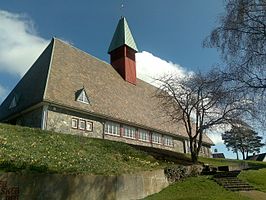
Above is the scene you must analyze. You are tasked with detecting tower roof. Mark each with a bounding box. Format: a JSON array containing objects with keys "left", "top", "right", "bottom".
[{"left": 108, "top": 17, "right": 138, "bottom": 53}]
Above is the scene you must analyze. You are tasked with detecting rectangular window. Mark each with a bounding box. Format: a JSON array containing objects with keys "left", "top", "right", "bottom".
[
  {"left": 186, "top": 140, "right": 191, "bottom": 153},
  {"left": 71, "top": 118, "right": 78, "bottom": 129},
  {"left": 79, "top": 119, "right": 86, "bottom": 130},
  {"left": 164, "top": 136, "right": 173, "bottom": 146},
  {"left": 86, "top": 121, "right": 93, "bottom": 132},
  {"left": 104, "top": 121, "right": 120, "bottom": 136},
  {"left": 152, "top": 133, "right": 162, "bottom": 144},
  {"left": 139, "top": 129, "right": 150, "bottom": 142},
  {"left": 123, "top": 125, "right": 136, "bottom": 139}
]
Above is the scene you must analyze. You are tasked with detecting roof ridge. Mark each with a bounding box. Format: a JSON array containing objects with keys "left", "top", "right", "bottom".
[{"left": 43, "top": 38, "right": 55, "bottom": 100}]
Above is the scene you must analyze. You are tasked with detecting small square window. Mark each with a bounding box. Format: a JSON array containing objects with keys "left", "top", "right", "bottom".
[
  {"left": 86, "top": 121, "right": 93, "bottom": 132},
  {"left": 71, "top": 118, "right": 78, "bottom": 129},
  {"left": 79, "top": 120, "right": 86, "bottom": 130}
]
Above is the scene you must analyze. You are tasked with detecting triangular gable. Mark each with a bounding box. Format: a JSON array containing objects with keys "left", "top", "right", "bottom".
[
  {"left": 9, "top": 96, "right": 17, "bottom": 109},
  {"left": 76, "top": 88, "right": 90, "bottom": 104},
  {"left": 8, "top": 94, "right": 20, "bottom": 109}
]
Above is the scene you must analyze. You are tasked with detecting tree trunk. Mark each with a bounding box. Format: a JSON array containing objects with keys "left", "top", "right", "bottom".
[
  {"left": 241, "top": 151, "right": 245, "bottom": 160},
  {"left": 191, "top": 150, "right": 198, "bottom": 163},
  {"left": 189, "top": 139, "right": 198, "bottom": 163},
  {"left": 236, "top": 151, "right": 239, "bottom": 160}
]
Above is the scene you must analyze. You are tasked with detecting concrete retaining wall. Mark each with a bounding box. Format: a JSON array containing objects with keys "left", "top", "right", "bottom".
[{"left": 0, "top": 169, "right": 169, "bottom": 200}]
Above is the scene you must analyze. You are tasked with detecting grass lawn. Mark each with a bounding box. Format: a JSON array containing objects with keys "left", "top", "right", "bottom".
[
  {"left": 143, "top": 176, "right": 251, "bottom": 200},
  {"left": 0, "top": 123, "right": 171, "bottom": 175},
  {"left": 239, "top": 168, "right": 266, "bottom": 192}
]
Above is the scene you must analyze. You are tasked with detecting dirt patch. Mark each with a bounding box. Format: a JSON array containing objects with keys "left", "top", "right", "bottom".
[{"left": 239, "top": 191, "right": 266, "bottom": 200}]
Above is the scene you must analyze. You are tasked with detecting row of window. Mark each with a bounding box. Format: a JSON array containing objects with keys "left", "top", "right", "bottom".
[
  {"left": 71, "top": 118, "right": 93, "bottom": 131},
  {"left": 104, "top": 121, "right": 174, "bottom": 146}
]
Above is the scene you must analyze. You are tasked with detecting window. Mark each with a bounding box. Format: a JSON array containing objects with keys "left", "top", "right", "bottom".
[
  {"left": 72, "top": 118, "right": 93, "bottom": 131},
  {"left": 71, "top": 118, "right": 78, "bottom": 129},
  {"left": 152, "top": 133, "right": 162, "bottom": 144},
  {"left": 186, "top": 140, "right": 191, "bottom": 153},
  {"left": 79, "top": 119, "right": 86, "bottom": 130},
  {"left": 139, "top": 129, "right": 150, "bottom": 142},
  {"left": 105, "top": 121, "right": 120, "bottom": 136},
  {"left": 164, "top": 136, "right": 173, "bottom": 146},
  {"left": 123, "top": 125, "right": 136, "bottom": 139},
  {"left": 76, "top": 89, "right": 89, "bottom": 104},
  {"left": 9, "top": 96, "right": 18, "bottom": 109},
  {"left": 86, "top": 121, "right": 93, "bottom": 131}
]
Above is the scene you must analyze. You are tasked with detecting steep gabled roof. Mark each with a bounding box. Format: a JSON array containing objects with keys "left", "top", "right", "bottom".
[
  {"left": 0, "top": 39, "right": 54, "bottom": 121},
  {"left": 44, "top": 39, "right": 212, "bottom": 144},
  {"left": 108, "top": 17, "right": 138, "bottom": 53},
  {"left": 247, "top": 153, "right": 266, "bottom": 161},
  {"left": 0, "top": 38, "right": 213, "bottom": 144}
]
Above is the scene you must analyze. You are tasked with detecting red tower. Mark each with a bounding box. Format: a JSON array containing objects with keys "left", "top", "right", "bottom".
[{"left": 108, "top": 17, "right": 138, "bottom": 85}]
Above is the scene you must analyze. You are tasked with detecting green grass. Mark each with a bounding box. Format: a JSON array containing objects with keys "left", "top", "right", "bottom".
[
  {"left": 0, "top": 123, "right": 170, "bottom": 175},
  {"left": 143, "top": 176, "right": 251, "bottom": 200},
  {"left": 239, "top": 168, "right": 266, "bottom": 192}
]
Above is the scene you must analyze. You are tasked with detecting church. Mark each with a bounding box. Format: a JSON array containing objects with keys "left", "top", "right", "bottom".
[{"left": 0, "top": 17, "right": 213, "bottom": 157}]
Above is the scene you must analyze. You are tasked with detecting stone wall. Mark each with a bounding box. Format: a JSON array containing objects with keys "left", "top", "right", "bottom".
[
  {"left": 105, "top": 134, "right": 185, "bottom": 153},
  {"left": 45, "top": 106, "right": 211, "bottom": 157},
  {"left": 0, "top": 166, "right": 203, "bottom": 200},
  {"left": 46, "top": 107, "right": 103, "bottom": 139},
  {"left": 0, "top": 170, "right": 169, "bottom": 200}
]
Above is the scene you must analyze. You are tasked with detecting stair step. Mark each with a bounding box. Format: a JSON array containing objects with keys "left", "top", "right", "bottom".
[{"left": 211, "top": 171, "right": 255, "bottom": 191}]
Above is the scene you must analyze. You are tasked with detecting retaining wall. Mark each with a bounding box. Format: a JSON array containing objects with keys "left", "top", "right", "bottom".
[
  {"left": 0, "top": 169, "right": 169, "bottom": 200},
  {"left": 0, "top": 165, "right": 202, "bottom": 200}
]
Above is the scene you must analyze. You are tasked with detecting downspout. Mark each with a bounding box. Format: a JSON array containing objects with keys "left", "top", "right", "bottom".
[{"left": 41, "top": 105, "right": 48, "bottom": 130}]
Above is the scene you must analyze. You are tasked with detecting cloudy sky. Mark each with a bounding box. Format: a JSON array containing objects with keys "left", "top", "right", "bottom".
[{"left": 0, "top": 0, "right": 240, "bottom": 158}]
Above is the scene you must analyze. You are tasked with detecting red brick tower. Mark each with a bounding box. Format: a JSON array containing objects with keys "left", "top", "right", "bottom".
[{"left": 108, "top": 17, "right": 138, "bottom": 85}]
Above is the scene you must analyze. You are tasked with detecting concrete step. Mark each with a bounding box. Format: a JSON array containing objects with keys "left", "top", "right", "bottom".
[
  {"left": 213, "top": 171, "right": 241, "bottom": 178},
  {"left": 213, "top": 176, "right": 255, "bottom": 191}
]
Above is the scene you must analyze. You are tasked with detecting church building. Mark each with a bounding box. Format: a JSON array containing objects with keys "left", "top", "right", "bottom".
[{"left": 0, "top": 17, "right": 213, "bottom": 157}]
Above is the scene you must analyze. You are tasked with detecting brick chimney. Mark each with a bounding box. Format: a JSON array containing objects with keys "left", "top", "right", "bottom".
[{"left": 108, "top": 17, "right": 138, "bottom": 85}]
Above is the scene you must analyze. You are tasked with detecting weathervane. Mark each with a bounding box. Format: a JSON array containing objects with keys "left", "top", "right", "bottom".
[{"left": 120, "top": 0, "right": 125, "bottom": 18}]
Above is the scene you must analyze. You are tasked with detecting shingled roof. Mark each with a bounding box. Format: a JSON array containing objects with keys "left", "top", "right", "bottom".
[
  {"left": 0, "top": 38, "right": 213, "bottom": 145},
  {"left": 247, "top": 153, "right": 266, "bottom": 161}
]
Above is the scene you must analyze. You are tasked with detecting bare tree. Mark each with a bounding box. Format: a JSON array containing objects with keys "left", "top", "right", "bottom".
[
  {"left": 156, "top": 70, "right": 252, "bottom": 163},
  {"left": 204, "top": 0, "right": 266, "bottom": 93}
]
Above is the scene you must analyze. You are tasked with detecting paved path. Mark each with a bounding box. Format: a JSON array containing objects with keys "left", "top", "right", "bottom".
[{"left": 239, "top": 191, "right": 266, "bottom": 200}]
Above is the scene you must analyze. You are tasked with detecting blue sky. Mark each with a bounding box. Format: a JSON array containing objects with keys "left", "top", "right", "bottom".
[{"left": 0, "top": 1, "right": 263, "bottom": 159}]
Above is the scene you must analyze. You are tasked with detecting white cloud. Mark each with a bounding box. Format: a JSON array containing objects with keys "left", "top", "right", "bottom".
[
  {"left": 206, "top": 124, "right": 232, "bottom": 144},
  {"left": 136, "top": 51, "right": 189, "bottom": 85},
  {"left": 0, "top": 84, "right": 7, "bottom": 103},
  {"left": 0, "top": 10, "right": 49, "bottom": 77},
  {"left": 207, "top": 132, "right": 223, "bottom": 144}
]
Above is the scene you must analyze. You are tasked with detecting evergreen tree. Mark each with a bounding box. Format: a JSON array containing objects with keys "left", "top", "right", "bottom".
[{"left": 222, "top": 125, "right": 264, "bottom": 160}]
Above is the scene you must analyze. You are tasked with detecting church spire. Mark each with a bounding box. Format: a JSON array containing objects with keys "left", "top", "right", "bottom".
[
  {"left": 108, "top": 17, "right": 138, "bottom": 85},
  {"left": 108, "top": 17, "right": 138, "bottom": 53}
]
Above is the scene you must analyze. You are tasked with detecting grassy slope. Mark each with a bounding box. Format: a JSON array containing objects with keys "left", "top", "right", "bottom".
[
  {"left": 144, "top": 176, "right": 251, "bottom": 200},
  {"left": 0, "top": 123, "right": 170, "bottom": 175},
  {"left": 239, "top": 168, "right": 266, "bottom": 192},
  {"left": 1, "top": 123, "right": 266, "bottom": 199}
]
